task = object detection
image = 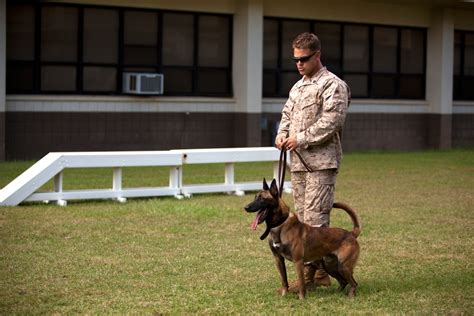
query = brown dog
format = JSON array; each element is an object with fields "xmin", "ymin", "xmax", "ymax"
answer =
[{"xmin": 244, "ymin": 178, "xmax": 361, "ymax": 300}]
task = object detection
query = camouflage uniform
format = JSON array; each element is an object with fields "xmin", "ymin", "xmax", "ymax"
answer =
[{"xmin": 277, "ymin": 66, "xmax": 350, "ymax": 227}]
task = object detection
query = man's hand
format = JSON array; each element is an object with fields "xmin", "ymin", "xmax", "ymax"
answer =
[
  {"xmin": 281, "ymin": 137, "xmax": 298, "ymax": 151},
  {"xmin": 275, "ymin": 135, "xmax": 286, "ymax": 149}
]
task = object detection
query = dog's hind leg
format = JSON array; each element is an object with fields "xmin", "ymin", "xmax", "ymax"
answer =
[
  {"xmin": 323, "ymin": 255, "xmax": 348, "ymax": 291},
  {"xmin": 335, "ymin": 242, "xmax": 359, "ymax": 297},
  {"xmin": 339, "ymin": 266, "xmax": 357, "ymax": 298}
]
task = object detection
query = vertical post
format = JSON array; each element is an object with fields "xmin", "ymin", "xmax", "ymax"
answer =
[
  {"xmin": 426, "ymin": 8, "xmax": 454, "ymax": 149},
  {"xmin": 54, "ymin": 171, "xmax": 67, "ymax": 206},
  {"xmin": 226, "ymin": 162, "xmax": 244, "ymax": 196},
  {"xmin": 170, "ymin": 166, "xmax": 184, "ymax": 199},
  {"xmin": 233, "ymin": 0, "xmax": 263, "ymax": 146},
  {"xmin": 224, "ymin": 163, "xmax": 234, "ymax": 186},
  {"xmin": 113, "ymin": 167, "xmax": 122, "ymax": 191},
  {"xmin": 54, "ymin": 171, "xmax": 63, "ymax": 193},
  {"xmin": 113, "ymin": 167, "xmax": 126, "ymax": 203}
]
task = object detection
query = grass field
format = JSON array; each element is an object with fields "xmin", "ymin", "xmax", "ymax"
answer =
[{"xmin": 1, "ymin": 149, "xmax": 473, "ymax": 314}]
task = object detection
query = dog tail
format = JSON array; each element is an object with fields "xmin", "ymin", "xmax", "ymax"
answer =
[{"xmin": 333, "ymin": 202, "xmax": 361, "ymax": 238}]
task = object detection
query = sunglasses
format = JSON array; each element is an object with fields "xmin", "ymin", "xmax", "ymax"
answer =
[{"xmin": 293, "ymin": 51, "xmax": 317, "ymax": 63}]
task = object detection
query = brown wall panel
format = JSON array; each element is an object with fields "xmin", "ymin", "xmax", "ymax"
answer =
[
  {"xmin": 5, "ymin": 111, "xmax": 474, "ymax": 160},
  {"xmin": 453, "ymin": 113, "xmax": 474, "ymax": 148},
  {"xmin": 6, "ymin": 112, "xmax": 236, "ymax": 160}
]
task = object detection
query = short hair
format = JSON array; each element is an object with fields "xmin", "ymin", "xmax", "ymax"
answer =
[{"xmin": 292, "ymin": 32, "xmax": 321, "ymax": 52}]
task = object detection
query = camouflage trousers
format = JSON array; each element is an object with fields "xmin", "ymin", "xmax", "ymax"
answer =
[{"xmin": 290, "ymin": 169, "xmax": 337, "ymax": 227}]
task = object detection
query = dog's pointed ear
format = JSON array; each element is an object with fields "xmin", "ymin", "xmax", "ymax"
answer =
[
  {"xmin": 270, "ymin": 179, "xmax": 279, "ymax": 198},
  {"xmin": 263, "ymin": 178, "xmax": 269, "ymax": 190}
]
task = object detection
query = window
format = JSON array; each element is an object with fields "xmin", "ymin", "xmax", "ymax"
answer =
[
  {"xmin": 83, "ymin": 8, "xmax": 119, "ymax": 93},
  {"xmin": 124, "ymin": 10, "xmax": 158, "ymax": 66},
  {"xmin": 6, "ymin": 3, "xmax": 232, "ymax": 96},
  {"xmin": 6, "ymin": 4, "xmax": 35, "ymax": 92},
  {"xmin": 263, "ymin": 17, "xmax": 427, "ymax": 99},
  {"xmin": 454, "ymin": 30, "xmax": 474, "ymax": 100},
  {"xmin": 343, "ymin": 25, "xmax": 369, "ymax": 97}
]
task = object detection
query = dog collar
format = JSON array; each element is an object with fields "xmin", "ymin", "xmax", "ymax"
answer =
[{"xmin": 261, "ymin": 212, "xmax": 291, "ymax": 241}]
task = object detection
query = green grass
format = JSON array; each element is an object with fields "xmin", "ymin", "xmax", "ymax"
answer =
[{"xmin": 1, "ymin": 149, "xmax": 473, "ymax": 314}]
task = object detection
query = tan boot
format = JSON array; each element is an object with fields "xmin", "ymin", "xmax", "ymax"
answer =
[
  {"xmin": 288, "ymin": 264, "xmax": 317, "ymax": 293},
  {"xmin": 315, "ymin": 268, "xmax": 331, "ymax": 287},
  {"xmin": 304, "ymin": 264, "xmax": 317, "ymax": 285}
]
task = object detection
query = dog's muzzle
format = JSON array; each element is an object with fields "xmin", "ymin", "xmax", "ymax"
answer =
[{"xmin": 250, "ymin": 209, "xmax": 268, "ymax": 230}]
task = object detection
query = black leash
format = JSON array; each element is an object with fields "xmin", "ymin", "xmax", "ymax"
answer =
[
  {"xmin": 277, "ymin": 149, "xmax": 287, "ymax": 197},
  {"xmin": 277, "ymin": 148, "xmax": 314, "ymax": 196}
]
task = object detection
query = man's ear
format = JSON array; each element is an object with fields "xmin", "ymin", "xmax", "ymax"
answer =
[
  {"xmin": 270, "ymin": 179, "xmax": 279, "ymax": 198},
  {"xmin": 263, "ymin": 178, "xmax": 269, "ymax": 190}
]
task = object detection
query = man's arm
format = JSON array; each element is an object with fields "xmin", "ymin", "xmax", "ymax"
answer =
[
  {"xmin": 275, "ymin": 97, "xmax": 293, "ymax": 149},
  {"xmin": 296, "ymin": 81, "xmax": 349, "ymax": 148}
]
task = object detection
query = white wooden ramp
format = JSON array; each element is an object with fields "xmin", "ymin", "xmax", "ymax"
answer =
[
  {"xmin": 0, "ymin": 151, "xmax": 182, "ymax": 206},
  {"xmin": 0, "ymin": 147, "xmax": 291, "ymax": 206}
]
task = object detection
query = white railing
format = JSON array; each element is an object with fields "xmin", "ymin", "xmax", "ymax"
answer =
[{"xmin": 0, "ymin": 147, "xmax": 291, "ymax": 206}]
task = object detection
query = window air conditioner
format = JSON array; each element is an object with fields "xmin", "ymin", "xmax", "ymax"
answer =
[{"xmin": 123, "ymin": 73, "xmax": 164, "ymax": 95}]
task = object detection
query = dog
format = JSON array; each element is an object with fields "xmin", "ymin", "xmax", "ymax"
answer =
[{"xmin": 244, "ymin": 178, "xmax": 361, "ymax": 300}]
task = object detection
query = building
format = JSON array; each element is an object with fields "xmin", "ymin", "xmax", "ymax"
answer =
[{"xmin": 1, "ymin": 0, "xmax": 473, "ymax": 160}]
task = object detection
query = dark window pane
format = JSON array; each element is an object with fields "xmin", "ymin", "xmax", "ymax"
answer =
[
  {"xmin": 461, "ymin": 77, "xmax": 474, "ymax": 99},
  {"xmin": 314, "ymin": 22, "xmax": 341, "ymax": 73},
  {"xmin": 344, "ymin": 74, "xmax": 368, "ymax": 97},
  {"xmin": 280, "ymin": 72, "xmax": 301, "ymax": 95},
  {"xmin": 343, "ymin": 25, "xmax": 369, "ymax": 72},
  {"xmin": 162, "ymin": 13, "xmax": 194, "ymax": 66},
  {"xmin": 399, "ymin": 75, "xmax": 424, "ymax": 99},
  {"xmin": 464, "ymin": 34, "xmax": 474, "ymax": 76},
  {"xmin": 198, "ymin": 15, "xmax": 230, "ymax": 67},
  {"xmin": 41, "ymin": 66, "xmax": 76, "ymax": 91},
  {"xmin": 263, "ymin": 71, "xmax": 277, "ymax": 96},
  {"xmin": 281, "ymin": 21, "xmax": 311, "ymax": 70},
  {"xmin": 371, "ymin": 75, "xmax": 396, "ymax": 98},
  {"xmin": 453, "ymin": 76, "xmax": 461, "ymax": 99},
  {"xmin": 400, "ymin": 29, "xmax": 424, "ymax": 74},
  {"xmin": 7, "ymin": 63, "xmax": 34, "ymax": 92},
  {"xmin": 41, "ymin": 6, "xmax": 78, "ymax": 62},
  {"xmin": 83, "ymin": 8, "xmax": 118, "ymax": 63},
  {"xmin": 264, "ymin": 19, "xmax": 279, "ymax": 69},
  {"xmin": 124, "ymin": 10, "xmax": 158, "ymax": 65},
  {"xmin": 7, "ymin": 5, "xmax": 35, "ymax": 61},
  {"xmin": 454, "ymin": 32, "xmax": 462, "ymax": 76},
  {"xmin": 197, "ymin": 69, "xmax": 229, "ymax": 94},
  {"xmin": 83, "ymin": 67, "xmax": 117, "ymax": 92},
  {"xmin": 162, "ymin": 68, "xmax": 193, "ymax": 94},
  {"xmin": 373, "ymin": 27, "xmax": 397, "ymax": 73}
]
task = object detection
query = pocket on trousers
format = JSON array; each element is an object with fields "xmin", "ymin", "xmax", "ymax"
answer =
[{"xmin": 316, "ymin": 169, "xmax": 337, "ymax": 185}]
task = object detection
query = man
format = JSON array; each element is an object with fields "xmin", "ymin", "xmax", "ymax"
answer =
[{"xmin": 275, "ymin": 32, "xmax": 350, "ymax": 286}]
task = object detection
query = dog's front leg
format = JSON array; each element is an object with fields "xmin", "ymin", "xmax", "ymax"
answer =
[
  {"xmin": 295, "ymin": 259, "xmax": 306, "ymax": 299},
  {"xmin": 274, "ymin": 255, "xmax": 289, "ymax": 296},
  {"xmin": 270, "ymin": 245, "xmax": 288, "ymax": 296}
]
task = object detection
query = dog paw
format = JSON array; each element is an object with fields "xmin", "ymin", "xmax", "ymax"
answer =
[{"xmin": 277, "ymin": 287, "xmax": 288, "ymax": 296}]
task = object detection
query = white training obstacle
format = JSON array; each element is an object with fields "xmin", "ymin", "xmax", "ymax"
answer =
[{"xmin": 0, "ymin": 147, "xmax": 291, "ymax": 206}]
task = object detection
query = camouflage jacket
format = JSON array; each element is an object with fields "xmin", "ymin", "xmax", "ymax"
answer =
[{"xmin": 277, "ymin": 67, "xmax": 350, "ymax": 172}]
